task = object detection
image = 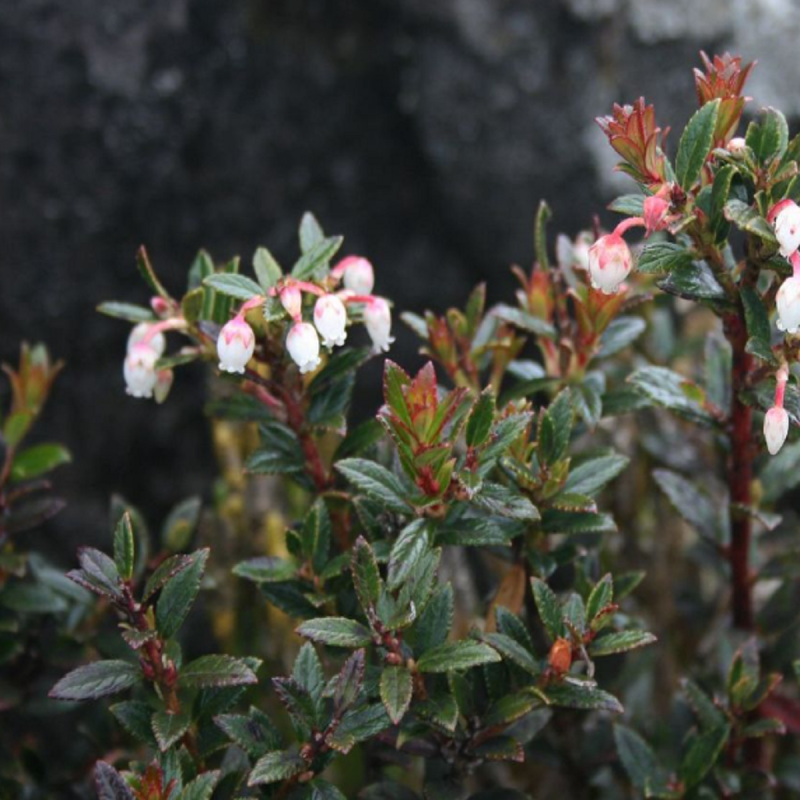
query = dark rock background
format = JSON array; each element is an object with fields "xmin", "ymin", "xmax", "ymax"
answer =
[{"xmin": 0, "ymin": 0, "xmax": 790, "ymax": 555}]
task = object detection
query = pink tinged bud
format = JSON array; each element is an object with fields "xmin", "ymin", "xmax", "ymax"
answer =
[
  {"xmin": 314, "ymin": 294, "xmax": 348, "ymax": 347},
  {"xmin": 124, "ymin": 344, "xmax": 159, "ymax": 398},
  {"xmin": 280, "ymin": 285, "xmax": 303, "ymax": 320},
  {"xmin": 150, "ymin": 296, "xmax": 171, "ymax": 317},
  {"xmin": 643, "ymin": 195, "xmax": 670, "ymax": 235},
  {"xmin": 341, "ymin": 257, "xmax": 375, "ymax": 295},
  {"xmin": 764, "ymin": 406, "xmax": 789, "ymax": 455},
  {"xmin": 154, "ymin": 370, "xmax": 174, "ymax": 404},
  {"xmin": 572, "ymin": 237, "xmax": 591, "ymax": 271},
  {"xmin": 364, "ymin": 297, "xmax": 394, "ymax": 353},
  {"xmin": 286, "ymin": 322, "xmax": 321, "ymax": 374},
  {"xmin": 587, "ymin": 233, "xmax": 633, "ymax": 295},
  {"xmin": 728, "ymin": 137, "xmax": 746, "ymax": 154},
  {"xmin": 771, "ymin": 200, "xmax": 800, "ymax": 258},
  {"xmin": 776, "ymin": 276, "xmax": 800, "ymax": 333},
  {"xmin": 217, "ymin": 317, "xmax": 256, "ymax": 374},
  {"xmin": 128, "ymin": 323, "xmax": 166, "ymax": 356}
]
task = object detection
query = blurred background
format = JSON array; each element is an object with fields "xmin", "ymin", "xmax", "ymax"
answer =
[{"xmin": 2, "ymin": 0, "xmax": 798, "ymax": 556}]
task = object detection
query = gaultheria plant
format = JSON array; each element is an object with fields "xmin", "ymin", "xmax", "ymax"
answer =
[{"xmin": 30, "ymin": 51, "xmax": 800, "ymax": 799}]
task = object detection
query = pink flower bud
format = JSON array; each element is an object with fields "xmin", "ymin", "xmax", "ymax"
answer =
[
  {"xmin": 764, "ymin": 406, "xmax": 789, "ymax": 455},
  {"xmin": 728, "ymin": 137, "xmax": 746, "ymax": 154},
  {"xmin": 339, "ymin": 256, "xmax": 375, "ymax": 295},
  {"xmin": 154, "ymin": 370, "xmax": 174, "ymax": 404},
  {"xmin": 364, "ymin": 297, "xmax": 394, "ymax": 353},
  {"xmin": 314, "ymin": 294, "xmax": 348, "ymax": 347},
  {"xmin": 150, "ymin": 296, "xmax": 172, "ymax": 317},
  {"xmin": 643, "ymin": 194, "xmax": 670, "ymax": 235},
  {"xmin": 776, "ymin": 276, "xmax": 800, "ymax": 333},
  {"xmin": 127, "ymin": 323, "xmax": 166, "ymax": 356},
  {"xmin": 279, "ymin": 285, "xmax": 303, "ymax": 320},
  {"xmin": 124, "ymin": 344, "xmax": 159, "ymax": 398},
  {"xmin": 217, "ymin": 317, "xmax": 256, "ymax": 374},
  {"xmin": 286, "ymin": 321, "xmax": 321, "ymax": 374},
  {"xmin": 587, "ymin": 233, "xmax": 633, "ymax": 295},
  {"xmin": 770, "ymin": 199, "xmax": 800, "ymax": 258}
]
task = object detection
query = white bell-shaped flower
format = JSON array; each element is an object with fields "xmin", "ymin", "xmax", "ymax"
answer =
[
  {"xmin": 588, "ymin": 233, "xmax": 633, "ymax": 295},
  {"xmin": 280, "ymin": 285, "xmax": 303, "ymax": 320},
  {"xmin": 127, "ymin": 322, "xmax": 166, "ymax": 356},
  {"xmin": 776, "ymin": 276, "xmax": 800, "ymax": 334},
  {"xmin": 364, "ymin": 297, "xmax": 394, "ymax": 353},
  {"xmin": 217, "ymin": 317, "xmax": 256, "ymax": 374},
  {"xmin": 772, "ymin": 200, "xmax": 800, "ymax": 258},
  {"xmin": 287, "ymin": 322, "xmax": 321, "ymax": 374},
  {"xmin": 314, "ymin": 294, "xmax": 348, "ymax": 347},
  {"xmin": 342, "ymin": 256, "xmax": 375, "ymax": 295},
  {"xmin": 764, "ymin": 406, "xmax": 789, "ymax": 455},
  {"xmin": 124, "ymin": 344, "xmax": 159, "ymax": 398}
]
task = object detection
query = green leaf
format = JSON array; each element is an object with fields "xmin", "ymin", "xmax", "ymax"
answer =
[
  {"xmin": 292, "ymin": 642, "xmax": 325, "ymax": 704},
  {"xmin": 542, "ymin": 509, "xmax": 616, "ymax": 535},
  {"xmin": 588, "ymin": 630, "xmax": 657, "ymax": 657},
  {"xmin": 531, "ymin": 578, "xmax": 563, "ymax": 640},
  {"xmin": 586, "ymin": 574, "xmax": 614, "ymax": 622},
  {"xmin": 110, "ymin": 701, "xmax": 158, "ymax": 746},
  {"xmin": 10, "ymin": 443, "xmax": 71, "ymax": 482},
  {"xmin": 741, "ymin": 287, "xmax": 776, "ymax": 365},
  {"xmin": 534, "ymin": 199, "xmax": 552, "ymax": 271},
  {"xmin": 180, "ymin": 655, "xmax": 259, "ymax": 688},
  {"xmin": 248, "ymin": 750, "xmax": 306, "ymax": 786},
  {"xmin": 214, "ymin": 708, "xmax": 282, "ymax": 758},
  {"xmin": 178, "ymin": 772, "xmax": 220, "ymax": 800},
  {"xmin": 161, "ymin": 497, "xmax": 202, "ymax": 553},
  {"xmin": 96, "ymin": 302, "xmax": 156, "ymax": 323},
  {"xmin": 202, "ymin": 273, "xmax": 263, "ymax": 300},
  {"xmin": 466, "ymin": 388, "xmax": 496, "ymax": 448},
  {"xmin": 412, "ymin": 584, "xmax": 453, "ymax": 655},
  {"xmin": 95, "ymin": 761, "xmax": 136, "ymax": 800},
  {"xmin": 291, "ymin": 236, "xmax": 343, "ymax": 280},
  {"xmin": 482, "ymin": 687, "xmax": 548, "ymax": 728},
  {"xmin": 471, "ymin": 482, "xmax": 540, "ymax": 521},
  {"xmin": 380, "ymin": 666, "xmax": 413, "ymax": 724},
  {"xmin": 50, "ymin": 660, "xmax": 142, "ymax": 701},
  {"xmin": 627, "ymin": 366, "xmax": 714, "ymax": 425},
  {"xmin": 416, "ymin": 640, "xmax": 501, "ymax": 673},
  {"xmin": 746, "ymin": 108, "xmax": 789, "ymax": 164},
  {"xmin": 299, "ymin": 212, "xmax": 326, "ymax": 253},
  {"xmin": 142, "ymin": 554, "xmax": 192, "ymax": 602},
  {"xmin": 538, "ymin": 389, "xmax": 573, "ymax": 465},
  {"xmin": 334, "ymin": 649, "xmax": 365, "ymax": 712},
  {"xmin": 676, "ymin": 99, "xmax": 719, "ymax": 189},
  {"xmin": 483, "ymin": 632, "xmax": 540, "ymax": 676},
  {"xmin": 388, "ymin": 519, "xmax": 430, "ymax": 591},
  {"xmin": 233, "ymin": 557, "xmax": 296, "ymax": 584},
  {"xmin": 637, "ymin": 242, "xmax": 695, "ymax": 275},
  {"xmin": 657, "ymin": 262, "xmax": 727, "ymax": 303},
  {"xmin": 681, "ymin": 679, "xmax": 727, "ymax": 730},
  {"xmin": 325, "ymin": 703, "xmax": 391, "ymax": 754},
  {"xmin": 543, "ymin": 682, "xmax": 623, "ymax": 713},
  {"xmin": 151, "ymin": 709, "xmax": 191, "ymax": 752},
  {"xmin": 352, "ymin": 536, "xmax": 382, "ymax": 613},
  {"xmin": 563, "ymin": 454, "xmax": 629, "ymax": 497},
  {"xmin": 156, "ymin": 548, "xmax": 209, "ymax": 639},
  {"xmin": 597, "ymin": 316, "xmax": 646, "ymax": 358},
  {"xmin": 678, "ymin": 724, "xmax": 730, "ymax": 789},
  {"xmin": 335, "ymin": 458, "xmax": 411, "ymax": 515},
  {"xmin": 614, "ymin": 725, "xmax": 662, "ymax": 791},
  {"xmin": 608, "ymin": 194, "xmax": 645, "ymax": 216},
  {"xmin": 416, "ymin": 691, "xmax": 459, "ymax": 732},
  {"xmin": 113, "ymin": 513, "xmax": 135, "ymax": 582},
  {"xmin": 653, "ymin": 469, "xmax": 725, "ymax": 542},
  {"xmin": 296, "ymin": 617, "xmax": 373, "ymax": 648},
  {"xmin": 0, "ymin": 581, "xmax": 67, "ymax": 613},
  {"xmin": 493, "ymin": 304, "xmax": 556, "ymax": 339},
  {"xmin": 724, "ymin": 199, "xmax": 778, "ymax": 245},
  {"xmin": 252, "ymin": 247, "xmax": 282, "ymax": 291}
]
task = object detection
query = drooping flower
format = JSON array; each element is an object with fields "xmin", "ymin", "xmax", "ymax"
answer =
[
  {"xmin": 124, "ymin": 344, "xmax": 159, "ymax": 398},
  {"xmin": 727, "ymin": 136, "xmax": 746, "ymax": 154},
  {"xmin": 286, "ymin": 322, "xmax": 321, "ymax": 374},
  {"xmin": 642, "ymin": 193, "xmax": 670, "ymax": 235},
  {"xmin": 769, "ymin": 199, "xmax": 800, "ymax": 259},
  {"xmin": 217, "ymin": 316, "xmax": 256, "ymax": 374},
  {"xmin": 587, "ymin": 233, "xmax": 633, "ymax": 295},
  {"xmin": 764, "ymin": 406, "xmax": 789, "ymax": 455},
  {"xmin": 338, "ymin": 256, "xmax": 375, "ymax": 295},
  {"xmin": 776, "ymin": 276, "xmax": 800, "ymax": 334},
  {"xmin": 364, "ymin": 297, "xmax": 394, "ymax": 352},
  {"xmin": 127, "ymin": 323, "xmax": 166, "ymax": 356},
  {"xmin": 314, "ymin": 294, "xmax": 348, "ymax": 347},
  {"xmin": 279, "ymin": 285, "xmax": 303, "ymax": 320}
]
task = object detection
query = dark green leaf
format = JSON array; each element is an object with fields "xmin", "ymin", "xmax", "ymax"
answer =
[
  {"xmin": 296, "ymin": 617, "xmax": 373, "ymax": 648},
  {"xmin": 676, "ymin": 99, "xmax": 719, "ymax": 189},
  {"xmin": 380, "ymin": 666, "xmax": 413, "ymax": 724},
  {"xmin": 161, "ymin": 497, "xmax": 202, "ymax": 553},
  {"xmin": 180, "ymin": 655, "xmax": 259, "ymax": 688},
  {"xmin": 352, "ymin": 536, "xmax": 382, "ymax": 613},
  {"xmin": 10, "ymin": 443, "xmax": 71, "ymax": 482},
  {"xmin": 152, "ymin": 709, "xmax": 191, "ymax": 751},
  {"xmin": 156, "ymin": 548, "xmax": 209, "ymax": 639},
  {"xmin": 637, "ymin": 242, "xmax": 695, "ymax": 275},
  {"xmin": 657, "ymin": 262, "xmax": 726, "ymax": 302},
  {"xmin": 614, "ymin": 725, "xmax": 662, "ymax": 791},
  {"xmin": 653, "ymin": 469, "xmax": 725, "ymax": 542},
  {"xmin": 291, "ymin": 236, "xmax": 343, "ymax": 280},
  {"xmin": 563, "ymin": 454, "xmax": 629, "ymax": 497},
  {"xmin": 113, "ymin": 513, "xmax": 135, "ymax": 582},
  {"xmin": 483, "ymin": 632, "xmax": 540, "ymax": 676},
  {"xmin": 252, "ymin": 247, "xmax": 282, "ymax": 290},
  {"xmin": 746, "ymin": 108, "xmax": 789, "ymax": 164},
  {"xmin": 678, "ymin": 725, "xmax": 730, "ymax": 788},
  {"xmin": 336, "ymin": 458, "xmax": 411, "ymax": 515},
  {"xmin": 416, "ymin": 641, "xmax": 501, "ymax": 673},
  {"xmin": 110, "ymin": 701, "xmax": 158, "ymax": 746},
  {"xmin": 493, "ymin": 304, "xmax": 556, "ymax": 339},
  {"xmin": 214, "ymin": 707, "xmax": 282, "ymax": 758},
  {"xmin": 248, "ymin": 750, "xmax": 306, "ymax": 786},
  {"xmin": 588, "ymin": 630, "xmax": 656, "ymax": 656},
  {"xmin": 724, "ymin": 199, "xmax": 778, "ymax": 244},
  {"xmin": 202, "ymin": 273, "xmax": 263, "ymax": 300},
  {"xmin": 597, "ymin": 316, "xmax": 646, "ymax": 358},
  {"xmin": 95, "ymin": 761, "xmax": 136, "ymax": 800},
  {"xmin": 388, "ymin": 519, "xmax": 430, "ymax": 591},
  {"xmin": 97, "ymin": 302, "xmax": 156, "ymax": 323},
  {"xmin": 466, "ymin": 388, "xmax": 496, "ymax": 448},
  {"xmin": 325, "ymin": 703, "xmax": 391, "ymax": 754},
  {"xmin": 50, "ymin": 660, "xmax": 141, "ymax": 701},
  {"xmin": 543, "ymin": 682, "xmax": 623, "ymax": 713},
  {"xmin": 627, "ymin": 366, "xmax": 714, "ymax": 425},
  {"xmin": 531, "ymin": 578, "xmax": 562, "ymax": 640}
]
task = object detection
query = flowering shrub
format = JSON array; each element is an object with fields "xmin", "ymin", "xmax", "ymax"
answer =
[{"xmin": 6, "ymin": 52, "xmax": 800, "ymax": 798}]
